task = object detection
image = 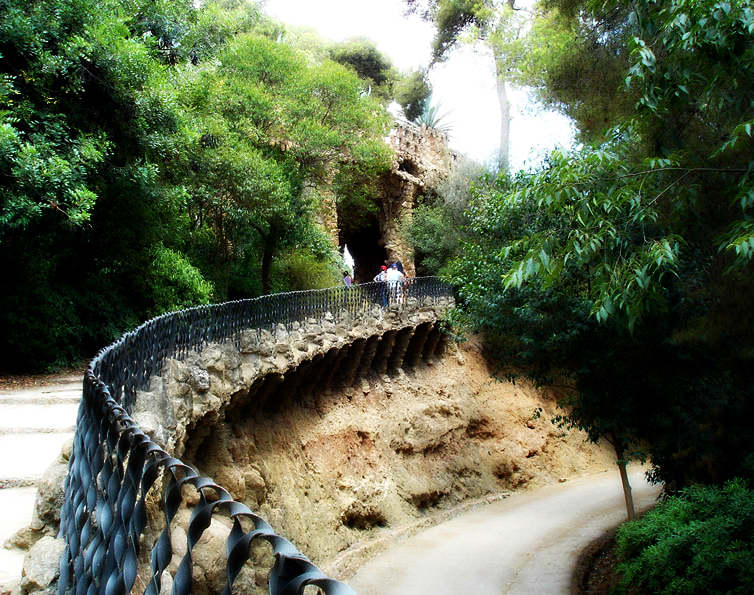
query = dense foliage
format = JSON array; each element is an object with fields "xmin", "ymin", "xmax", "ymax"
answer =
[
  {"xmin": 400, "ymin": 1, "xmax": 754, "ymax": 587},
  {"xmin": 0, "ymin": 0, "xmax": 392, "ymax": 371},
  {"xmin": 614, "ymin": 477, "xmax": 754, "ymax": 594},
  {"xmin": 328, "ymin": 36, "xmax": 396, "ymax": 101},
  {"xmin": 392, "ymin": 69, "xmax": 431, "ymax": 122},
  {"xmin": 510, "ymin": 1, "xmax": 637, "ymax": 143},
  {"xmin": 439, "ymin": 0, "xmax": 754, "ymax": 496},
  {"xmin": 406, "ymin": 157, "xmax": 486, "ymax": 276}
]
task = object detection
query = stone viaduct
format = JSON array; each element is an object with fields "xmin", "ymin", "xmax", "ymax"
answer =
[
  {"xmin": 53, "ymin": 280, "xmax": 453, "ymax": 595},
  {"xmin": 317, "ymin": 121, "xmax": 457, "ymax": 282},
  {"xmin": 133, "ymin": 287, "xmax": 454, "ymax": 467}
]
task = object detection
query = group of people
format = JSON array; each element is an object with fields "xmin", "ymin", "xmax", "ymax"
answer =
[
  {"xmin": 341, "ymin": 260, "xmax": 407, "ymax": 306},
  {"xmin": 373, "ymin": 261, "xmax": 406, "ymax": 305}
]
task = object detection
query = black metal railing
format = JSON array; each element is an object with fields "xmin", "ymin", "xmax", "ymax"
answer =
[{"xmin": 58, "ymin": 277, "xmax": 453, "ymax": 595}]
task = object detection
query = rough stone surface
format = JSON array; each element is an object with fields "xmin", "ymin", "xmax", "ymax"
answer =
[
  {"xmin": 379, "ymin": 122, "xmax": 455, "ymax": 277},
  {"xmin": 315, "ymin": 122, "xmax": 455, "ymax": 279},
  {"xmin": 20, "ymin": 536, "xmax": 65, "ymax": 595},
  {"xmin": 135, "ymin": 333, "xmax": 614, "ymax": 587},
  {"xmin": 30, "ymin": 452, "xmax": 68, "ymax": 535},
  {"xmin": 132, "ymin": 300, "xmax": 452, "ymax": 460}
]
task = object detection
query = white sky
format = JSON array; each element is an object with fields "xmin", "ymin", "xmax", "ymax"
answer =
[{"xmin": 263, "ymin": 0, "xmax": 574, "ymax": 169}]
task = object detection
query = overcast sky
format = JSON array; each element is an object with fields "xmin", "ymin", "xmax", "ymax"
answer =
[{"xmin": 263, "ymin": 0, "xmax": 574, "ymax": 168}]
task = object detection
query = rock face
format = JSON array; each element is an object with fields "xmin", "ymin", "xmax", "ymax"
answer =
[
  {"xmin": 29, "ymin": 444, "xmax": 69, "ymax": 536},
  {"xmin": 134, "ymin": 324, "xmax": 614, "ymax": 583},
  {"xmin": 133, "ymin": 301, "xmax": 452, "ymax": 460},
  {"xmin": 378, "ymin": 123, "xmax": 455, "ymax": 278}
]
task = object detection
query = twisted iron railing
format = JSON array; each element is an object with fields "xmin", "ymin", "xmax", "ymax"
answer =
[{"xmin": 59, "ymin": 277, "xmax": 453, "ymax": 595}]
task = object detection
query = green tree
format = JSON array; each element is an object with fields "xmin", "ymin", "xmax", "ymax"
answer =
[
  {"xmin": 328, "ymin": 36, "xmax": 397, "ymax": 101},
  {"xmin": 448, "ymin": 166, "xmax": 655, "ymax": 518},
  {"xmin": 328, "ymin": 35, "xmax": 433, "ymax": 125},
  {"xmin": 179, "ymin": 32, "xmax": 391, "ymax": 294},
  {"xmin": 405, "ymin": 0, "xmax": 529, "ymax": 168},
  {"xmin": 0, "ymin": 0, "xmax": 263, "ymax": 370},
  {"xmin": 497, "ymin": 0, "xmax": 754, "ymax": 325},
  {"xmin": 509, "ymin": 2, "xmax": 637, "ymax": 143},
  {"xmin": 392, "ymin": 68, "xmax": 431, "ymax": 121},
  {"xmin": 0, "ymin": 0, "xmax": 115, "ymax": 231},
  {"xmin": 448, "ymin": 0, "xmax": 754, "ymax": 505}
]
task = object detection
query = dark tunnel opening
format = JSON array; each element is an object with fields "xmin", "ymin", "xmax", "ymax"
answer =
[{"xmin": 340, "ymin": 220, "xmax": 387, "ymax": 283}]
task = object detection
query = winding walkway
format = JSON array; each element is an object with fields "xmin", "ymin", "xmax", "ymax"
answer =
[
  {"xmin": 0, "ymin": 375, "xmax": 660, "ymax": 594},
  {"xmin": 346, "ymin": 467, "xmax": 661, "ymax": 594},
  {"xmin": 0, "ymin": 376, "xmax": 80, "ymax": 588}
]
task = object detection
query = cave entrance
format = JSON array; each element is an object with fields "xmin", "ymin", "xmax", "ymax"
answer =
[{"xmin": 340, "ymin": 220, "xmax": 386, "ymax": 284}]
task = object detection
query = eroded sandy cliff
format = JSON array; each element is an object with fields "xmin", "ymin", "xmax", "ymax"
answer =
[{"xmin": 173, "ymin": 336, "xmax": 615, "ymax": 577}]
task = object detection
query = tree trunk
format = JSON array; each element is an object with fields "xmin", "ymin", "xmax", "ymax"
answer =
[
  {"xmin": 609, "ymin": 431, "xmax": 636, "ymax": 521},
  {"xmin": 617, "ymin": 456, "xmax": 636, "ymax": 521},
  {"xmin": 493, "ymin": 48, "xmax": 511, "ymax": 170},
  {"xmin": 261, "ymin": 237, "xmax": 274, "ymax": 295}
]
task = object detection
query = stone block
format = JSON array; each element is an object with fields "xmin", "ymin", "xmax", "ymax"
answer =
[{"xmin": 20, "ymin": 536, "xmax": 65, "ymax": 594}]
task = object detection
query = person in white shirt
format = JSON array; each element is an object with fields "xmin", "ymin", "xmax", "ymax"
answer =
[
  {"xmin": 385, "ymin": 263, "xmax": 405, "ymax": 304},
  {"xmin": 373, "ymin": 265, "xmax": 388, "ymax": 306}
]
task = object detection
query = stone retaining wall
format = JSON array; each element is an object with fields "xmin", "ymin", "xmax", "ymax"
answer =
[{"xmin": 133, "ymin": 297, "xmax": 453, "ymax": 464}]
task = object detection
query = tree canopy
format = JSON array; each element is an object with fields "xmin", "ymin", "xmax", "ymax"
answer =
[
  {"xmin": 328, "ymin": 36, "xmax": 396, "ymax": 100},
  {"xmin": 0, "ymin": 0, "xmax": 392, "ymax": 371},
  {"xmin": 433, "ymin": 0, "xmax": 754, "ymax": 497}
]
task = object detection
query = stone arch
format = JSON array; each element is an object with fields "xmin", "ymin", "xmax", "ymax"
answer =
[
  {"xmin": 329, "ymin": 122, "xmax": 454, "ymax": 282},
  {"xmin": 397, "ymin": 158, "xmax": 420, "ymax": 177},
  {"xmin": 339, "ymin": 219, "xmax": 387, "ymax": 283}
]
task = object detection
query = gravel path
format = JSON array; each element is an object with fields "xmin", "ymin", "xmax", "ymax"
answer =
[{"xmin": 0, "ymin": 376, "xmax": 81, "ymax": 588}]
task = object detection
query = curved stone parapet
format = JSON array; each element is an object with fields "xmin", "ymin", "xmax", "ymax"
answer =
[
  {"xmin": 133, "ymin": 294, "xmax": 453, "ymax": 461},
  {"xmin": 58, "ymin": 278, "xmax": 453, "ymax": 595}
]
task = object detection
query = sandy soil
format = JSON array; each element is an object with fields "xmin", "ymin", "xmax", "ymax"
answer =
[{"xmin": 181, "ymin": 335, "xmax": 617, "ymax": 575}]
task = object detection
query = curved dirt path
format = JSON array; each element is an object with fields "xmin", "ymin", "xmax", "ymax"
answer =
[{"xmin": 346, "ymin": 467, "xmax": 661, "ymax": 594}]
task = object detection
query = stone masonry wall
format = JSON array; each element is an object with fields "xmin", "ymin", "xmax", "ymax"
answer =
[
  {"xmin": 132, "ymin": 297, "xmax": 453, "ymax": 467},
  {"xmin": 316, "ymin": 122, "xmax": 454, "ymax": 277},
  {"xmin": 378, "ymin": 123, "xmax": 454, "ymax": 277}
]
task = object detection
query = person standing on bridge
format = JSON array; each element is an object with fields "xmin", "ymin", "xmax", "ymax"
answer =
[
  {"xmin": 373, "ymin": 265, "xmax": 388, "ymax": 306},
  {"xmin": 385, "ymin": 262, "xmax": 405, "ymax": 305}
]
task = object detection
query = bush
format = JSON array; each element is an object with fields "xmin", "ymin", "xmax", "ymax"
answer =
[
  {"xmin": 614, "ymin": 479, "xmax": 754, "ymax": 595},
  {"xmin": 150, "ymin": 245, "xmax": 214, "ymax": 315},
  {"xmin": 270, "ymin": 251, "xmax": 340, "ymax": 292},
  {"xmin": 0, "ymin": 222, "xmax": 141, "ymax": 372},
  {"xmin": 405, "ymin": 157, "xmax": 485, "ymax": 276}
]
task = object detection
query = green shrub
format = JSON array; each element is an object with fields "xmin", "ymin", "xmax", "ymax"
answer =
[
  {"xmin": 150, "ymin": 245, "xmax": 214, "ymax": 315},
  {"xmin": 0, "ymin": 221, "xmax": 141, "ymax": 372},
  {"xmin": 271, "ymin": 251, "xmax": 340, "ymax": 292},
  {"xmin": 614, "ymin": 479, "xmax": 754, "ymax": 595}
]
